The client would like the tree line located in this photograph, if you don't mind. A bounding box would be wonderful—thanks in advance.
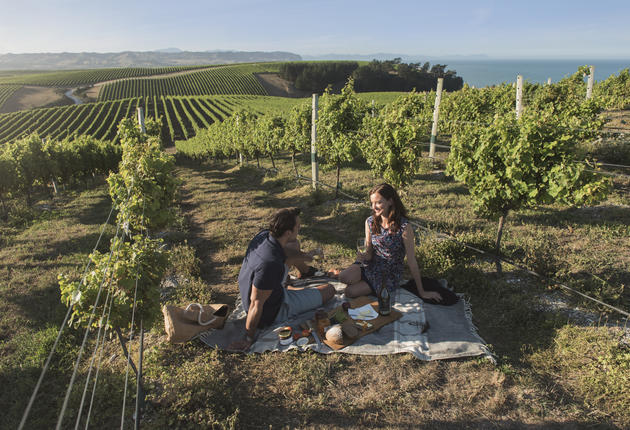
[279,59,464,93]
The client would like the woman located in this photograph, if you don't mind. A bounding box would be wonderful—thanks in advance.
[339,183,443,302]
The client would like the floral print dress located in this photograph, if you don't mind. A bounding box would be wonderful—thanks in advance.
[362,215,409,294]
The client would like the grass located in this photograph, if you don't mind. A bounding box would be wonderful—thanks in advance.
[1,152,629,429]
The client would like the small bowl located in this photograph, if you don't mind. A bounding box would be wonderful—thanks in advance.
[296,337,309,347]
[278,327,293,345]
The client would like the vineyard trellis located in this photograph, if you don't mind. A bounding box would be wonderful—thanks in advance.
[97,63,276,101]
[175,66,630,281]
[0,65,211,87]
[17,112,177,429]
[0,95,288,145]
[0,84,22,110]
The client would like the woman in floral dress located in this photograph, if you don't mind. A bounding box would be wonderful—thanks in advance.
[339,183,443,302]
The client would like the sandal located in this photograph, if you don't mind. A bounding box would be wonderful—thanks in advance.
[298,266,318,279]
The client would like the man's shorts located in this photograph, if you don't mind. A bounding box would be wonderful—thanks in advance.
[273,287,323,324]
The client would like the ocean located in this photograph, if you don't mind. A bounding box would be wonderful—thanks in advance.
[440,59,630,88]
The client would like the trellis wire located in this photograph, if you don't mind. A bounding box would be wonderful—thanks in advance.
[120,198,147,430]
[55,224,125,430]
[82,286,116,430]
[18,205,115,430]
[74,281,115,430]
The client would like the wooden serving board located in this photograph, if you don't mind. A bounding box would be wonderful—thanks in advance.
[305,296,402,351]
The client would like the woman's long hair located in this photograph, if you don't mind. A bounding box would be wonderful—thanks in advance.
[369,183,407,234]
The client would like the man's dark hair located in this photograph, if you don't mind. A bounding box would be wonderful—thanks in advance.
[269,207,301,238]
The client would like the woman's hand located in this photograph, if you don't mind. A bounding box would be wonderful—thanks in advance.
[419,290,443,302]
[356,250,370,263]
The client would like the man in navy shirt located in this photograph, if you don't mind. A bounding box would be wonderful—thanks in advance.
[229,207,335,351]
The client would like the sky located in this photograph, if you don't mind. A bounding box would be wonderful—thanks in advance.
[0,0,629,59]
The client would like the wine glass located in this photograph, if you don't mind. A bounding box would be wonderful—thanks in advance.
[356,238,367,254]
[311,247,323,262]
[356,238,367,266]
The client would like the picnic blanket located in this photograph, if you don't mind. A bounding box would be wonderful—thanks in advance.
[199,277,493,361]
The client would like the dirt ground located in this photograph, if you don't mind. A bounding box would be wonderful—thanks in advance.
[0,85,72,113]
[84,83,104,100]
[255,72,312,98]
[603,109,630,130]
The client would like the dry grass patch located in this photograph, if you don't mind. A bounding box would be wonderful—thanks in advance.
[0,85,73,112]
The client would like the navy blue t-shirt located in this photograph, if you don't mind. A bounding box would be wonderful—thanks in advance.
[237,229,286,327]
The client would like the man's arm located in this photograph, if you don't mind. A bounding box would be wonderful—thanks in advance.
[244,285,272,339]
[228,285,272,351]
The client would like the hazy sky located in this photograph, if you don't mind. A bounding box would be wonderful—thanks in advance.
[1,0,629,58]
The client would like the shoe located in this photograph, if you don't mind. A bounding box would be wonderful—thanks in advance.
[298,266,318,279]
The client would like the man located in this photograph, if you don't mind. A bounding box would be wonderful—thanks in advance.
[229,207,335,351]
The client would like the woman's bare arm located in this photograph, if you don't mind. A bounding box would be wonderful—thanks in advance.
[402,224,442,301]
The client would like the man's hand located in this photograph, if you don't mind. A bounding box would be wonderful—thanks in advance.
[233,285,270,352]
[306,248,323,262]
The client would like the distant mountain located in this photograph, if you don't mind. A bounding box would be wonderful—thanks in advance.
[302,53,408,62]
[154,48,183,53]
[0,50,302,70]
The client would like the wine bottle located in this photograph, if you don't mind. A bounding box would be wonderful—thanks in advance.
[378,283,391,316]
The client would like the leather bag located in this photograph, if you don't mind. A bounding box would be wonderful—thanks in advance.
[162,303,229,343]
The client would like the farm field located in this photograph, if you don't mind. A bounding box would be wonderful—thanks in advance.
[97,63,282,100]
[0,94,305,144]
[0,65,211,87]
[1,152,628,428]
[0,60,629,429]
[0,87,411,146]
[0,85,22,110]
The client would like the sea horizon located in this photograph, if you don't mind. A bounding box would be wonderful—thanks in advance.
[440,59,630,88]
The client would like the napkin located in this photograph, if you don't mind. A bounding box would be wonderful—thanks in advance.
[348,304,379,320]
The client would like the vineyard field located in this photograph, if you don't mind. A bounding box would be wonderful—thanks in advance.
[97,63,282,100]
[0,85,22,109]
[0,94,303,144]
[0,65,211,87]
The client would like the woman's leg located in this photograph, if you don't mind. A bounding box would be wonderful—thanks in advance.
[339,264,373,298]
[344,281,372,298]
[338,263,361,284]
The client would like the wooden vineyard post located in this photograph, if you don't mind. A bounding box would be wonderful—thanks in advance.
[429,77,444,160]
[137,107,145,133]
[586,65,595,99]
[134,319,144,430]
[515,75,523,119]
[311,93,319,190]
